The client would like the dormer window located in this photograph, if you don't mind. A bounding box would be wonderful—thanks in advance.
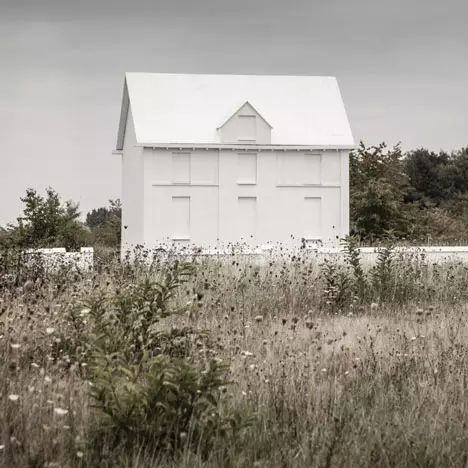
[217,102,272,144]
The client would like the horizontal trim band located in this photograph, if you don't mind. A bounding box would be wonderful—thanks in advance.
[136,143,355,151]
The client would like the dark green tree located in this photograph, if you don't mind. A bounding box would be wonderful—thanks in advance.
[350,141,416,242]
[85,199,121,248]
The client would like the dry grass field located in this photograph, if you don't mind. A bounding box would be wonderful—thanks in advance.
[2,245,468,467]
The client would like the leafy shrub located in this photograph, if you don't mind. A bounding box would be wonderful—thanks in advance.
[62,258,252,460]
[319,259,353,314]
[89,352,236,457]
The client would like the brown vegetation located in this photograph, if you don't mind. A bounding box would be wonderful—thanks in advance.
[2,245,468,467]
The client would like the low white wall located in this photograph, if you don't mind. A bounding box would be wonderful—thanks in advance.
[24,247,94,272]
[129,244,468,266]
[310,246,468,265]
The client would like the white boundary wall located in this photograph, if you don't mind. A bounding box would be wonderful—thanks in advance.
[24,247,94,272]
[124,244,468,266]
[309,246,468,265]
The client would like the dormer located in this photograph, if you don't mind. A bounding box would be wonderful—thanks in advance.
[217,101,272,144]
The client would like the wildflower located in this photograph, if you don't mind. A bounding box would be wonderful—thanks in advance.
[53,408,69,416]
[370,303,379,311]
[46,328,55,335]
[44,376,52,384]
[255,315,264,323]
[305,320,314,329]
[8,394,19,402]
[76,451,84,459]
[10,343,20,349]
[0,445,4,451]
[321,368,327,373]
[411,336,417,341]
[31,362,40,368]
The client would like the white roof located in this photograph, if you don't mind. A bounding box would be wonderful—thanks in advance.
[116,72,355,149]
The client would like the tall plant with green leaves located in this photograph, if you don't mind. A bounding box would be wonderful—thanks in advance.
[67,259,252,459]
[342,236,368,303]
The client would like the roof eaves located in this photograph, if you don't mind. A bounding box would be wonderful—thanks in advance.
[135,142,356,151]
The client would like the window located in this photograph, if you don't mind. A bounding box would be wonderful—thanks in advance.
[172,152,190,184]
[237,115,256,141]
[237,153,257,184]
[172,197,190,240]
[238,197,257,243]
[304,153,322,185]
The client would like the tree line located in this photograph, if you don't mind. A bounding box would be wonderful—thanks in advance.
[351,141,468,244]
[1,141,468,250]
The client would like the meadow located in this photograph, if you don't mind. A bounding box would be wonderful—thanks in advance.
[2,243,468,467]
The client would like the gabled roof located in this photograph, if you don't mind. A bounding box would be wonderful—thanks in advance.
[217,101,273,131]
[116,72,355,150]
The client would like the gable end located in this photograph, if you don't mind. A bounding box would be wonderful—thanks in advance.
[217,101,272,145]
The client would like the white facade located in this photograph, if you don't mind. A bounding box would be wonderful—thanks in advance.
[115,72,355,255]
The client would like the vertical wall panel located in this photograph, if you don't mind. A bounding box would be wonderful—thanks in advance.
[172,196,190,239]
[237,153,257,184]
[238,197,257,243]
[276,153,302,185]
[304,154,322,185]
[172,153,190,184]
[323,152,341,184]
[303,197,322,239]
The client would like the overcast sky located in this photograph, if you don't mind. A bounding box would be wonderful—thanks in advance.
[1,0,467,225]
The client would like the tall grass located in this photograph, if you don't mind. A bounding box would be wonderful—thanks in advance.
[2,244,468,467]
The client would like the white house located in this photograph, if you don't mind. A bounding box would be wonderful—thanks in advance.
[114,72,355,256]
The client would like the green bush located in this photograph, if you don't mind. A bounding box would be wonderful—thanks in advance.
[62,258,252,460]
